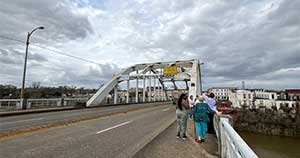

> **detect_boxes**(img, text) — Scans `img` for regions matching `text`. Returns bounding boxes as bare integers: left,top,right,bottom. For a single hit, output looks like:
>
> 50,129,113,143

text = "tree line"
0,84,98,99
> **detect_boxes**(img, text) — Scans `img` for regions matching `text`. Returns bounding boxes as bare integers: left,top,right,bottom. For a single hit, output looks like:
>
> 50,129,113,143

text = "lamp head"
38,26,44,30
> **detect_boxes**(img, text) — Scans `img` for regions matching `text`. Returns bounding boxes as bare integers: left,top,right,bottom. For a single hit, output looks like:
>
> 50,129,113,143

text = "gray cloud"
0,0,93,42
0,0,299,90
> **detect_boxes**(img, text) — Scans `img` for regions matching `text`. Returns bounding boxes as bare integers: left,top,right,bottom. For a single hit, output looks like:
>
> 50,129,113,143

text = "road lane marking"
0,118,44,125
161,108,170,112
96,121,132,134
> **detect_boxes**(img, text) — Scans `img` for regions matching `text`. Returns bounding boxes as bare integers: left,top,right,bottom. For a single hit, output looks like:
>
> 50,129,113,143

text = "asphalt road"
0,102,168,133
0,103,176,158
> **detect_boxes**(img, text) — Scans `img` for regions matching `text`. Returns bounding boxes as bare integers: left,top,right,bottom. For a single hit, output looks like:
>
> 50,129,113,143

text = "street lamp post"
20,26,44,109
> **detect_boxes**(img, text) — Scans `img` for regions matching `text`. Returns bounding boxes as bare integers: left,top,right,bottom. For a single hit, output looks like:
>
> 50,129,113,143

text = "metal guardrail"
0,98,89,110
0,99,21,110
214,115,259,158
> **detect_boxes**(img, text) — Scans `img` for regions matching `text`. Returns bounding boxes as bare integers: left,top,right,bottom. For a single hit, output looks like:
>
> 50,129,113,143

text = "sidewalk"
134,119,219,158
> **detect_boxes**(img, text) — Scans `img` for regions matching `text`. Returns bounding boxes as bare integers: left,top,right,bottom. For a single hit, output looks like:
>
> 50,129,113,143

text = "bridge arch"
87,59,203,107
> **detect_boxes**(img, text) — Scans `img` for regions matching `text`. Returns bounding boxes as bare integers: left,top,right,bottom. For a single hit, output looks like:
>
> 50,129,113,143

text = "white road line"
0,118,44,125
96,121,132,134
161,108,170,112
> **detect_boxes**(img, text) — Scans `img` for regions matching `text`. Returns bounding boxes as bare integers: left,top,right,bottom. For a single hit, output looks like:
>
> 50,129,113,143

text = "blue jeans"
195,121,207,138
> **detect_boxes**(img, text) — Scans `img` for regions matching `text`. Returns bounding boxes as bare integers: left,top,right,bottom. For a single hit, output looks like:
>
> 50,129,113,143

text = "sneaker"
182,135,187,140
201,138,205,142
176,134,180,139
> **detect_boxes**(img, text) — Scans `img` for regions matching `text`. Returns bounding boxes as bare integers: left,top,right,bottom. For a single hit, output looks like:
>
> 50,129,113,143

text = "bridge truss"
87,59,202,107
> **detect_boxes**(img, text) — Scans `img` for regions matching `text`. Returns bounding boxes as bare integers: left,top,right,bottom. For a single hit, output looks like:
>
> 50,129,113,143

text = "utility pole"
20,26,44,109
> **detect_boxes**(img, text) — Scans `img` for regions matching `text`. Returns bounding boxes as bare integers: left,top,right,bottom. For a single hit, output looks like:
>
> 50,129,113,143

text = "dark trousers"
207,113,215,134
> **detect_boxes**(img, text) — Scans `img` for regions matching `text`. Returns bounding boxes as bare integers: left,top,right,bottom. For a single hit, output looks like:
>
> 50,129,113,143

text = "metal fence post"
20,98,27,110
26,101,31,109
220,117,228,158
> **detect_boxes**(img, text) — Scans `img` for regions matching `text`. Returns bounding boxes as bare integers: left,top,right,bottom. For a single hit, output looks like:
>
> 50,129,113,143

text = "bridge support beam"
148,76,151,102
126,80,130,103
136,76,139,103
158,82,160,101
156,77,159,101
143,76,146,102
153,76,156,102
114,86,117,104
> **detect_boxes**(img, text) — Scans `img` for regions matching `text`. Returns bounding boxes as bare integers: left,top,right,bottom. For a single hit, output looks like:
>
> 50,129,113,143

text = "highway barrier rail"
214,114,259,158
0,97,172,111
0,98,88,111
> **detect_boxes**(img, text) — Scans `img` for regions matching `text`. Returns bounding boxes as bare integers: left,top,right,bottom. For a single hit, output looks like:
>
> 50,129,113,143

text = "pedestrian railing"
0,99,21,110
214,115,259,158
0,98,89,110
0,97,169,111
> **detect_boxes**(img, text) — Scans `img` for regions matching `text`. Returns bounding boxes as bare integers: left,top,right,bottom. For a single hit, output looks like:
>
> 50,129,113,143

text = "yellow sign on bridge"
163,66,177,75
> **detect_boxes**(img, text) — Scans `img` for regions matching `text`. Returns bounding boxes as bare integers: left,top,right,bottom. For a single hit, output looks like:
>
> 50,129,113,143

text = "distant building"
286,89,300,101
229,89,254,108
254,89,300,109
253,89,278,108
208,87,238,100
210,87,300,109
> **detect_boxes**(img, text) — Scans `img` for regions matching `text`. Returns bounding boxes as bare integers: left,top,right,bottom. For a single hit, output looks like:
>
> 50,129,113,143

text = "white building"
208,87,238,100
254,89,278,100
254,89,279,109
253,89,299,109
229,89,254,108
209,87,300,109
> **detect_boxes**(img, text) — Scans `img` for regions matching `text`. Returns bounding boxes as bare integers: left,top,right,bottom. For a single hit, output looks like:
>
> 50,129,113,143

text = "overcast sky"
0,0,299,90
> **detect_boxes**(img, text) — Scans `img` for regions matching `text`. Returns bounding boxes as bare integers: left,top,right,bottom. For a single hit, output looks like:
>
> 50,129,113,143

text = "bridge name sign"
163,66,177,75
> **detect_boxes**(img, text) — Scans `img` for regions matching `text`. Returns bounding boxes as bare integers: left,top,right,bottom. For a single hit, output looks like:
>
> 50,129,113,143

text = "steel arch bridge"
87,59,202,107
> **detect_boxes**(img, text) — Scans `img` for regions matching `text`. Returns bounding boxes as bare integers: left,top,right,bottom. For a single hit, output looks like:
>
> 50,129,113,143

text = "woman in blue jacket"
193,97,220,142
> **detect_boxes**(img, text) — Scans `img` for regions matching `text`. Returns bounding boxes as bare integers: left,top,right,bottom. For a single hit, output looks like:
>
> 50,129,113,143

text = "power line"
31,44,102,65
0,35,102,65
0,35,25,43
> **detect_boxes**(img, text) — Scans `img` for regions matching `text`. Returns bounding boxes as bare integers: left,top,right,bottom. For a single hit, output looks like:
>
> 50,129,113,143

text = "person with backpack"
176,93,190,140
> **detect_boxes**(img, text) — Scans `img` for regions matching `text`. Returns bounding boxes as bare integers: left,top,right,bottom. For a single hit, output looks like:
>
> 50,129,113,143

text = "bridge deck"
0,103,177,158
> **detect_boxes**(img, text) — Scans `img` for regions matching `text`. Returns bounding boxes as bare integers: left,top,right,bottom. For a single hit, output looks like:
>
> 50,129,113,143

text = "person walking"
188,95,195,119
193,97,220,142
202,92,218,134
176,93,190,140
